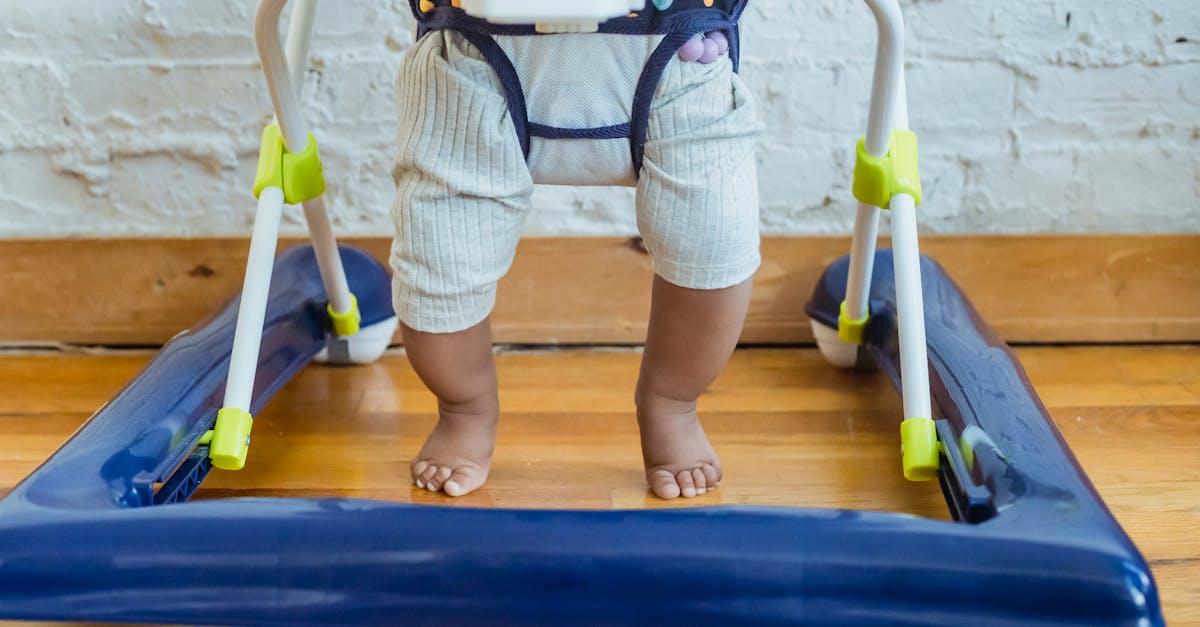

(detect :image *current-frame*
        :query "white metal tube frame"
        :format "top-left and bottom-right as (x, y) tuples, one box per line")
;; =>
(255, 0), (354, 321)
(218, 0), (935, 478)
(213, 0), (358, 470)
(845, 0), (935, 480)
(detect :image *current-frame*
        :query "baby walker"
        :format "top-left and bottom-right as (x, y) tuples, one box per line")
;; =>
(0, 1), (1162, 624)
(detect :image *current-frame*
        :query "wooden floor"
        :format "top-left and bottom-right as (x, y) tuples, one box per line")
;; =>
(0, 345), (1197, 624)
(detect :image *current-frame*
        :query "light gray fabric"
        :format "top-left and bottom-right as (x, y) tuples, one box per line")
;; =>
(499, 33), (662, 185)
(391, 31), (761, 334)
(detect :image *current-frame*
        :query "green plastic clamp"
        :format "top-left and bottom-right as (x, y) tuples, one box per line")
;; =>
(837, 301), (869, 345)
(327, 294), (362, 337)
(253, 123), (326, 205)
(853, 130), (922, 210)
(208, 407), (254, 471)
(900, 417), (939, 482)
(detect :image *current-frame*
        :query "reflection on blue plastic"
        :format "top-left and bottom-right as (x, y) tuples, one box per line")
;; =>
(0, 248), (1161, 625)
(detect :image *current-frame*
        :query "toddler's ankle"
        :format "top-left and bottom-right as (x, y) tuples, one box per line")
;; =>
(634, 382), (697, 419)
(436, 388), (499, 420)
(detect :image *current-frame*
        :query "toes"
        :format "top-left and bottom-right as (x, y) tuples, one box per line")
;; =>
(427, 466), (453, 492)
(411, 460), (431, 488)
(701, 464), (721, 492)
(691, 468), (707, 493)
(648, 469), (681, 499)
(418, 464), (439, 490)
(443, 468), (482, 497)
(412, 461), (490, 496)
(676, 470), (697, 498)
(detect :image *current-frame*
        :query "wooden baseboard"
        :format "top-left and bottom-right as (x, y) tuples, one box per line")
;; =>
(2, 235), (1197, 345)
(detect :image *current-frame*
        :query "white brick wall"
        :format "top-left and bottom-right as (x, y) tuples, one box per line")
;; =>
(1, 0), (1196, 237)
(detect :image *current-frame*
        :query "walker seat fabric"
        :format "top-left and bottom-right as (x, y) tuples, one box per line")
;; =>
(409, 0), (748, 179)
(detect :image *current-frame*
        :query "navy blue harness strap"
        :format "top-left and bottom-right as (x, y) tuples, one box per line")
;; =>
(412, 2), (747, 176)
(453, 29), (532, 157)
(528, 122), (632, 141)
(418, 3), (744, 38)
(455, 32), (634, 152)
(629, 16), (739, 174)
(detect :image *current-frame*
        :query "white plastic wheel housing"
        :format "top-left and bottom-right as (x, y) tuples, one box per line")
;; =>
(811, 319), (860, 369)
(316, 316), (399, 365)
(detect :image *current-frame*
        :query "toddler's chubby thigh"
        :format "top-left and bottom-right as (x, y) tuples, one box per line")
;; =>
(636, 54), (761, 290)
(391, 31), (534, 334)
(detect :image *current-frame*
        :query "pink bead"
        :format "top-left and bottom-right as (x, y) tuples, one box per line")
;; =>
(698, 37), (720, 64)
(677, 35), (704, 62)
(707, 31), (729, 54)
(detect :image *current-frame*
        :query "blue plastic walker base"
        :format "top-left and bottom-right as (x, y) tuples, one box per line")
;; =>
(0, 246), (1162, 625)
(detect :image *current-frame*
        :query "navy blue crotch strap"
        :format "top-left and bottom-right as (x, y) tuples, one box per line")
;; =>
(410, 0), (748, 178)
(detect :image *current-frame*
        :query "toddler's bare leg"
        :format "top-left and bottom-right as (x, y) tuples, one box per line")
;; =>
(405, 319), (498, 497)
(390, 31), (536, 497)
(636, 275), (753, 499)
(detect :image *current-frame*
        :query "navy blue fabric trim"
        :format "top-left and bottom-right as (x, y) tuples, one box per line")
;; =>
(730, 24), (742, 71)
(528, 122), (631, 141)
(410, 0), (429, 39)
(420, 7), (534, 37)
(629, 15), (735, 175)
(454, 30), (532, 157)
(415, 2), (746, 37)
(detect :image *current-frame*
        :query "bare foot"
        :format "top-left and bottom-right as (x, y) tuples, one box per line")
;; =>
(410, 400), (497, 497)
(637, 393), (722, 499)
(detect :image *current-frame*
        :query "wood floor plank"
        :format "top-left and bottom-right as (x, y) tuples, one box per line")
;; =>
(0, 345), (1197, 624)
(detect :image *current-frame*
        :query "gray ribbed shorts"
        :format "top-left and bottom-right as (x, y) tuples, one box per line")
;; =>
(391, 31), (760, 333)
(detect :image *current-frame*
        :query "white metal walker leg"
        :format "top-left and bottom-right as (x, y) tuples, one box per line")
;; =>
(211, 0), (397, 471)
(813, 0), (938, 481)
(274, 0), (398, 365)
(256, 0), (356, 321)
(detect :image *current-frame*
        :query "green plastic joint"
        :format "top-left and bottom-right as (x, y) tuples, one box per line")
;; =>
(837, 301), (869, 345)
(209, 407), (254, 471)
(253, 123), (327, 205)
(900, 417), (939, 482)
(853, 130), (923, 210)
(327, 294), (362, 337)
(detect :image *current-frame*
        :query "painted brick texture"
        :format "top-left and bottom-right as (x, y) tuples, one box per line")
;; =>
(1, 0), (1196, 236)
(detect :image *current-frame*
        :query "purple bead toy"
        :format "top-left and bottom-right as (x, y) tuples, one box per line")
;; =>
(697, 36), (720, 63)
(707, 30), (729, 54)
(677, 34), (705, 62)
(678, 31), (729, 64)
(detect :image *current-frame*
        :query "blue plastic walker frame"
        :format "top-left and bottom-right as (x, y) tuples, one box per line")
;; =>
(0, 246), (1162, 625)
